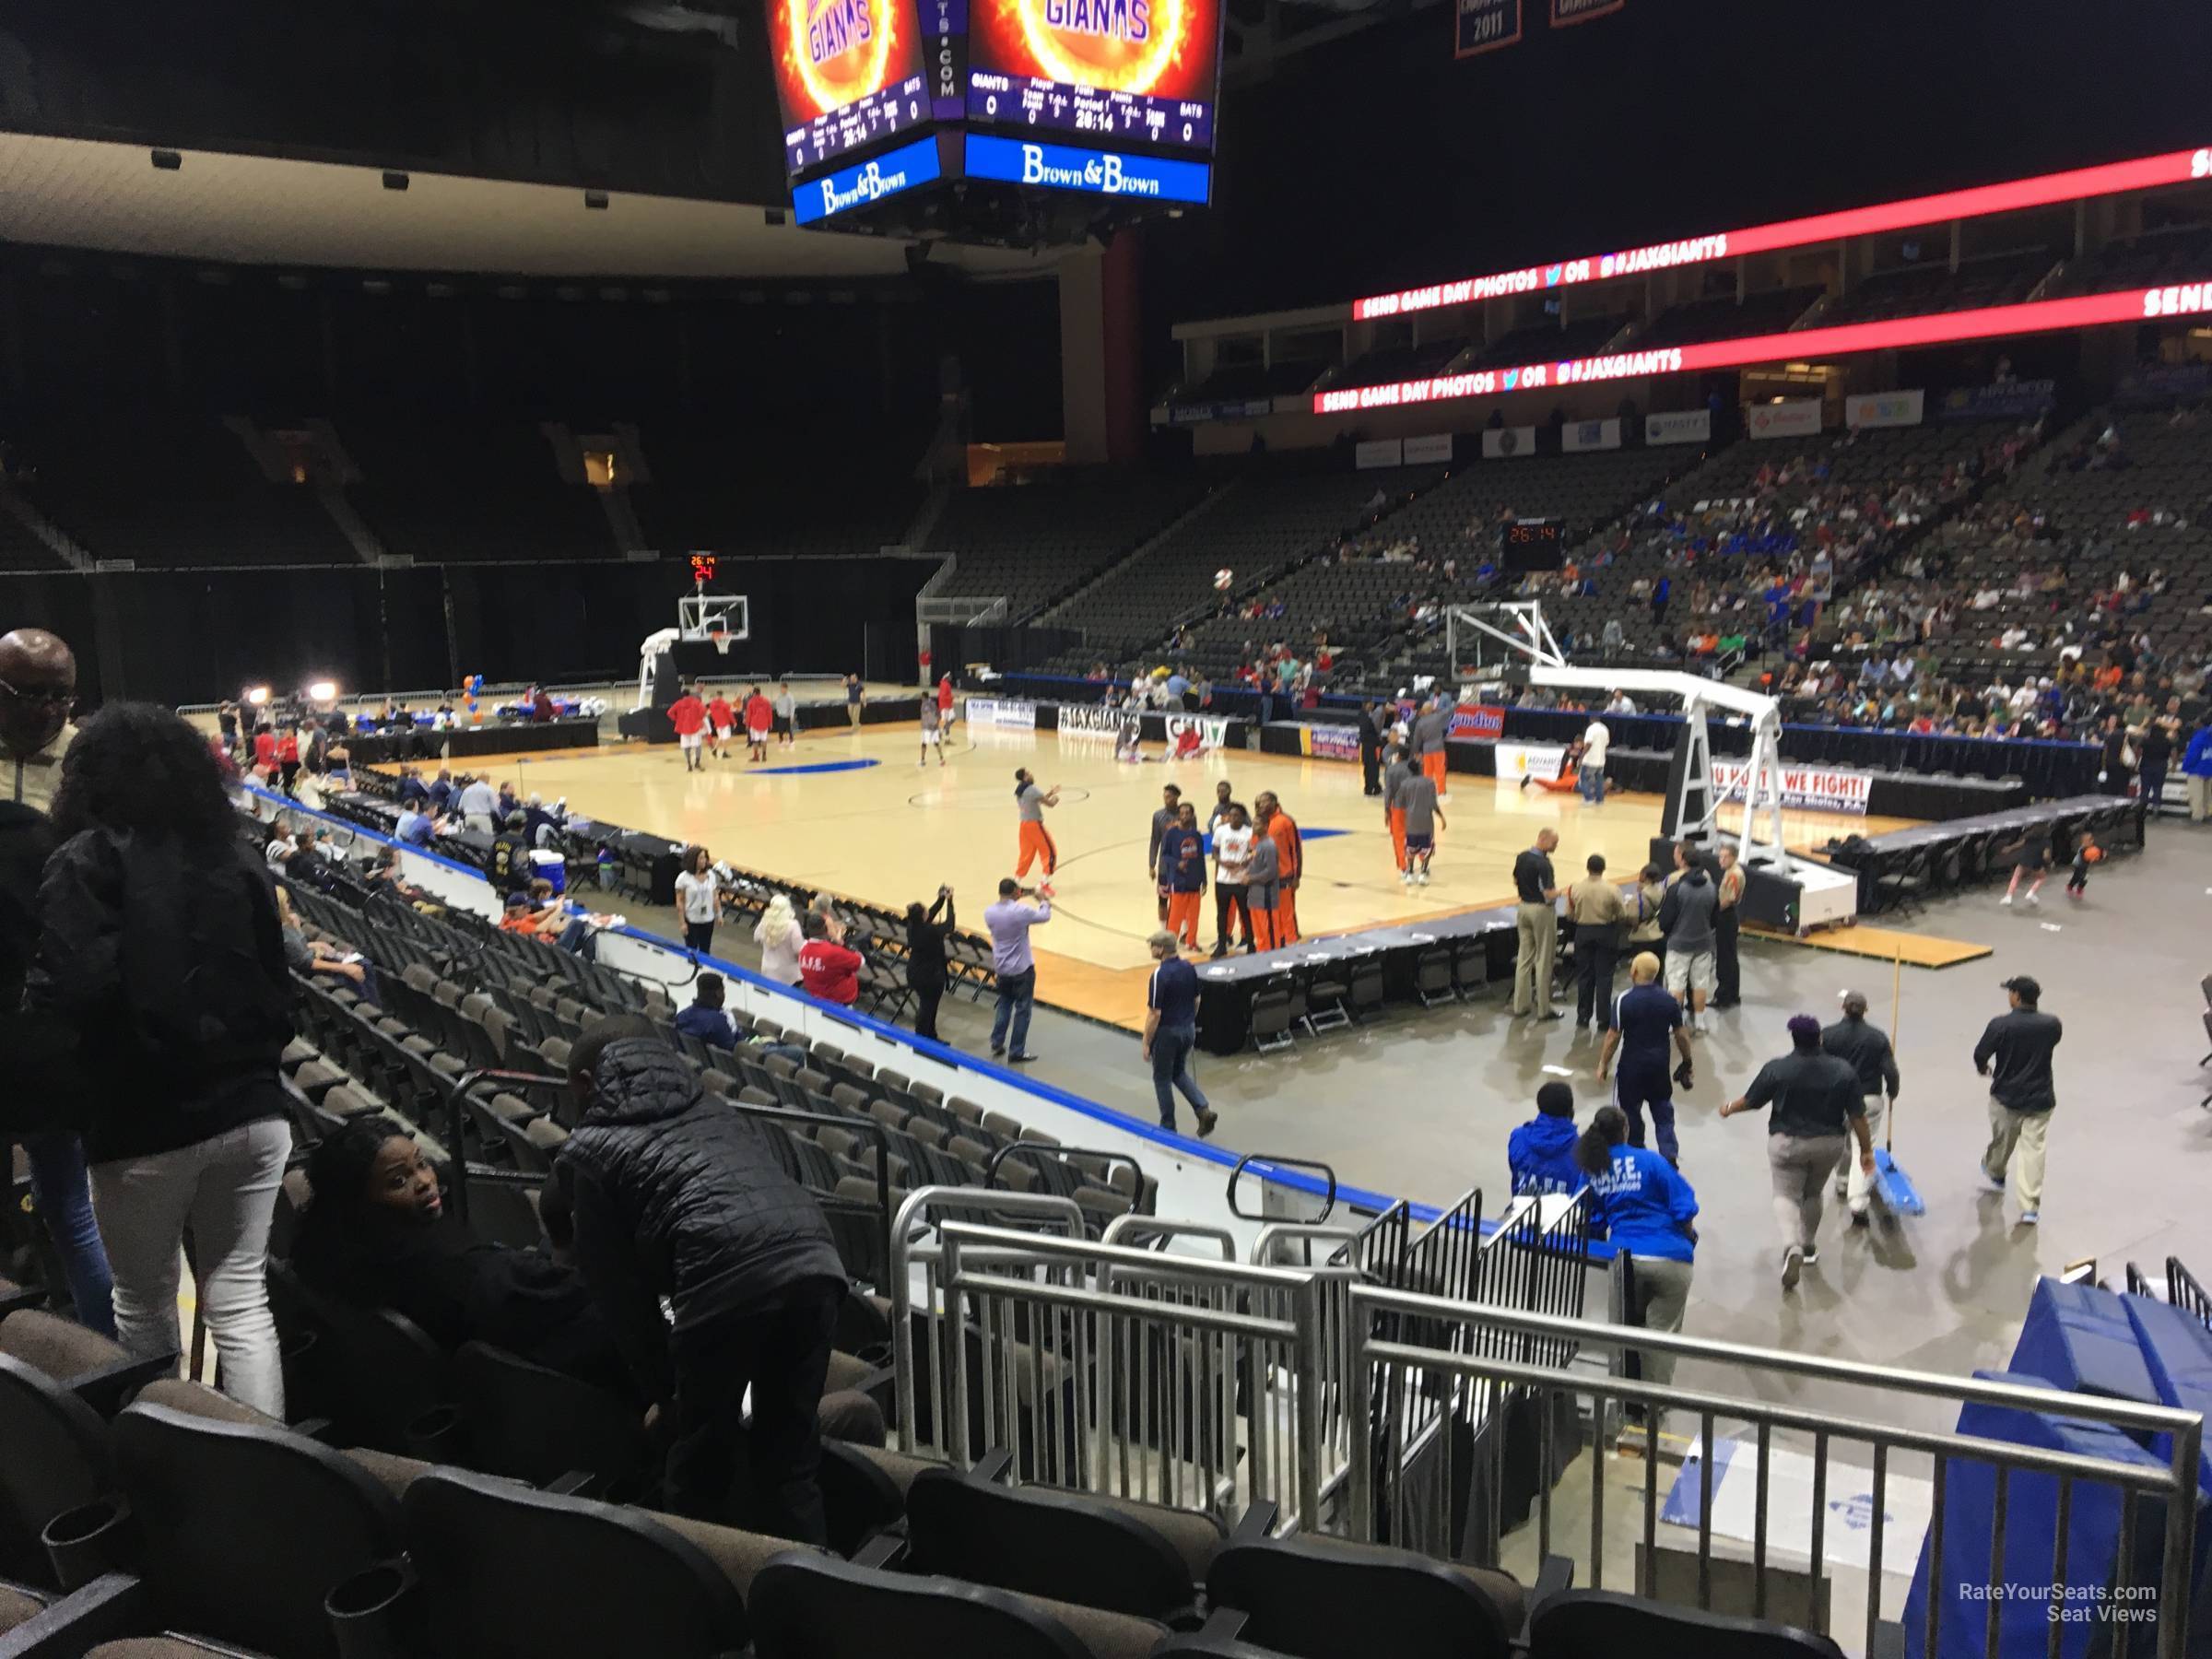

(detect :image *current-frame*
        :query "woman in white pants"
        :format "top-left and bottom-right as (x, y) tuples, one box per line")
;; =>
(32, 705), (296, 1415)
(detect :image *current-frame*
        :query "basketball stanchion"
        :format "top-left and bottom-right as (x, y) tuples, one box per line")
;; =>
(1873, 943), (1925, 1217)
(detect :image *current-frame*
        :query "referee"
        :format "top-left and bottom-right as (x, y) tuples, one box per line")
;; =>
(1512, 827), (1564, 1020)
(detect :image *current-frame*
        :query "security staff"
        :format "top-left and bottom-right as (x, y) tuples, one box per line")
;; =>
(1599, 952), (1695, 1163)
(1568, 853), (1628, 1031)
(1720, 1015), (1874, 1291)
(1821, 992), (1900, 1224)
(1511, 828), (1564, 1019)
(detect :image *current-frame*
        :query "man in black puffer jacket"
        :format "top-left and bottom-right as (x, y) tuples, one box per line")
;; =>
(557, 1018), (847, 1544)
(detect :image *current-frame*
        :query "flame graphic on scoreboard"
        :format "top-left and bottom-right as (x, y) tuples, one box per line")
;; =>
(779, 0), (904, 119)
(990, 0), (1195, 95)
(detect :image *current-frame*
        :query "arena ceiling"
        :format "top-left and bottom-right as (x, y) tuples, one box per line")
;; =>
(0, 134), (1063, 280)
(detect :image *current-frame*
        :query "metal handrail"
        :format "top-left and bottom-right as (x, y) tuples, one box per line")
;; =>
(1227, 1152), (1337, 1221)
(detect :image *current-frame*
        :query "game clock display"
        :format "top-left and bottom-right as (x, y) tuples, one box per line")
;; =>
(966, 0), (1222, 151)
(1501, 518), (1566, 571)
(770, 0), (931, 174)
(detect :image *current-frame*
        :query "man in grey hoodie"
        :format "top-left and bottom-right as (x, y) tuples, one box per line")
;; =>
(1658, 843), (1719, 1032)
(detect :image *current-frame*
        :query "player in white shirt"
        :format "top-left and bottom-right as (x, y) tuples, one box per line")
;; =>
(1210, 803), (1257, 958)
(1580, 716), (1612, 805)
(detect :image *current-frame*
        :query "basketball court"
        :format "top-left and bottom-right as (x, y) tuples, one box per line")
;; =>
(373, 711), (1930, 1029)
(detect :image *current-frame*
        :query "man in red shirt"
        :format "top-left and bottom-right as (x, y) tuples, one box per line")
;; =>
(744, 685), (774, 763)
(252, 723), (277, 780)
(936, 673), (955, 727)
(704, 688), (735, 761)
(796, 911), (863, 1006)
(666, 683), (708, 771)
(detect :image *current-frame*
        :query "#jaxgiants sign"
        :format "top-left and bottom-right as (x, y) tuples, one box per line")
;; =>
(1710, 760), (1871, 815)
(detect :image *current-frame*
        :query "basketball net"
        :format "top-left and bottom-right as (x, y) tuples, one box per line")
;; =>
(710, 631), (731, 656)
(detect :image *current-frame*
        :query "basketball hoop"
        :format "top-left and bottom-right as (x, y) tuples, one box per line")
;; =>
(710, 631), (731, 656)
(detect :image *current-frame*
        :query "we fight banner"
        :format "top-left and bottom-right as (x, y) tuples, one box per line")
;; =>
(1710, 760), (1872, 816)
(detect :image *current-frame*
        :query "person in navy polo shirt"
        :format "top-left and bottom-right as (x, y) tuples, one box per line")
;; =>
(1143, 930), (1216, 1138)
(1597, 952), (1696, 1165)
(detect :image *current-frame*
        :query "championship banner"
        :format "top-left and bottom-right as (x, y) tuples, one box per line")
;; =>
(1482, 425), (1538, 459)
(1300, 724), (1362, 761)
(1550, 0), (1621, 22)
(1843, 389), (1924, 429)
(1561, 417), (1622, 453)
(1645, 409), (1712, 446)
(1710, 760), (1871, 815)
(1164, 714), (1230, 757)
(1404, 432), (1455, 465)
(1453, 0), (1522, 58)
(964, 696), (1037, 730)
(1747, 398), (1823, 441)
(1449, 702), (1506, 741)
(1495, 741), (1567, 789)
(1355, 439), (1405, 469)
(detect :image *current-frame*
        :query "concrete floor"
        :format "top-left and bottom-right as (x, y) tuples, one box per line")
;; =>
(655, 818), (2207, 1386)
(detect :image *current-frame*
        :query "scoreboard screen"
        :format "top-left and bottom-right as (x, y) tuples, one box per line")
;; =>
(966, 0), (1222, 152)
(770, 0), (931, 175)
(1501, 517), (1565, 571)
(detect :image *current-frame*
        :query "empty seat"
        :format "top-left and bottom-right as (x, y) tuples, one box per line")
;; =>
(401, 1466), (756, 1657)
(750, 1549), (1166, 1659)
(1527, 1588), (1846, 1659)
(1206, 1535), (1528, 1659)
(906, 1464), (1228, 1620)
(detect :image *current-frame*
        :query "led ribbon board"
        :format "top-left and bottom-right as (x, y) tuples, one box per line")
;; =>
(1353, 147), (2212, 321)
(1315, 281), (2212, 414)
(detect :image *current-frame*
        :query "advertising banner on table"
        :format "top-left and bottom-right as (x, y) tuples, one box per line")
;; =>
(1403, 432), (1456, 465)
(1747, 398), (1824, 441)
(1645, 409), (1712, 446)
(1710, 760), (1871, 815)
(1495, 741), (1567, 788)
(1937, 378), (2057, 420)
(1482, 425), (1539, 459)
(1453, 0), (1522, 57)
(1164, 714), (1230, 757)
(1449, 702), (1507, 741)
(1550, 0), (1621, 22)
(964, 696), (1036, 731)
(1844, 389), (1924, 429)
(2114, 363), (2212, 406)
(1301, 724), (1363, 762)
(1561, 417), (1622, 453)
(1355, 439), (1406, 470)
(1056, 702), (1125, 736)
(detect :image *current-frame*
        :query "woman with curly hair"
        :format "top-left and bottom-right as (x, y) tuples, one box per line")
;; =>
(31, 702), (295, 1414)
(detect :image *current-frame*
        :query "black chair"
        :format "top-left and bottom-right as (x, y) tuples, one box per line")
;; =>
(266, 1261), (447, 1452)
(107, 1399), (406, 1657)
(1248, 979), (1296, 1053)
(905, 1461), (1229, 1621)
(1528, 1588), (1846, 1659)
(450, 1342), (653, 1495)
(1412, 946), (1453, 1008)
(1304, 963), (1353, 1034)
(0, 1354), (109, 1582)
(1206, 1535), (1528, 1659)
(1346, 957), (1388, 1022)
(749, 1549), (1167, 1659)
(1451, 935), (1489, 1001)
(399, 1466), (754, 1658)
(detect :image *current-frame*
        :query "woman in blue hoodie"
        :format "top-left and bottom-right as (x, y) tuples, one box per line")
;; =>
(1574, 1105), (1698, 1393)
(1507, 1082), (1584, 1197)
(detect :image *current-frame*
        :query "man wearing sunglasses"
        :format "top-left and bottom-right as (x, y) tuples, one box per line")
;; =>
(1, 628), (76, 812)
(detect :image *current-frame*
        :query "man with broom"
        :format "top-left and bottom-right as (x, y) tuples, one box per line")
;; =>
(1822, 992), (1900, 1227)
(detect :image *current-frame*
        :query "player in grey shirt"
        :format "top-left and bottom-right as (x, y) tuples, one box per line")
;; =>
(1245, 830), (1281, 948)
(1411, 701), (1449, 759)
(1396, 771), (1446, 886)
(1382, 744), (1415, 878)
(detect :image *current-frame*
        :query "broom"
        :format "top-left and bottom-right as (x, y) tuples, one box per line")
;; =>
(1871, 944), (1926, 1217)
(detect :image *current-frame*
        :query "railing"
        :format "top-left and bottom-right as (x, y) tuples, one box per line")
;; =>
(2169, 1256), (2212, 1329)
(1347, 1293), (2203, 1659)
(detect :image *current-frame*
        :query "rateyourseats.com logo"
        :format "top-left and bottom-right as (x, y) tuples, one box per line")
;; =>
(819, 159), (912, 215)
(1018, 144), (1162, 196)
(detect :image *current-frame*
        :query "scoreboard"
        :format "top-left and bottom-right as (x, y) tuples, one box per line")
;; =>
(768, 0), (931, 174)
(772, 0), (1222, 243)
(965, 0), (1223, 151)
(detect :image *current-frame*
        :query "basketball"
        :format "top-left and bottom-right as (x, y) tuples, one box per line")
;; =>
(1214, 568), (1233, 590)
(2084, 844), (2104, 863)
